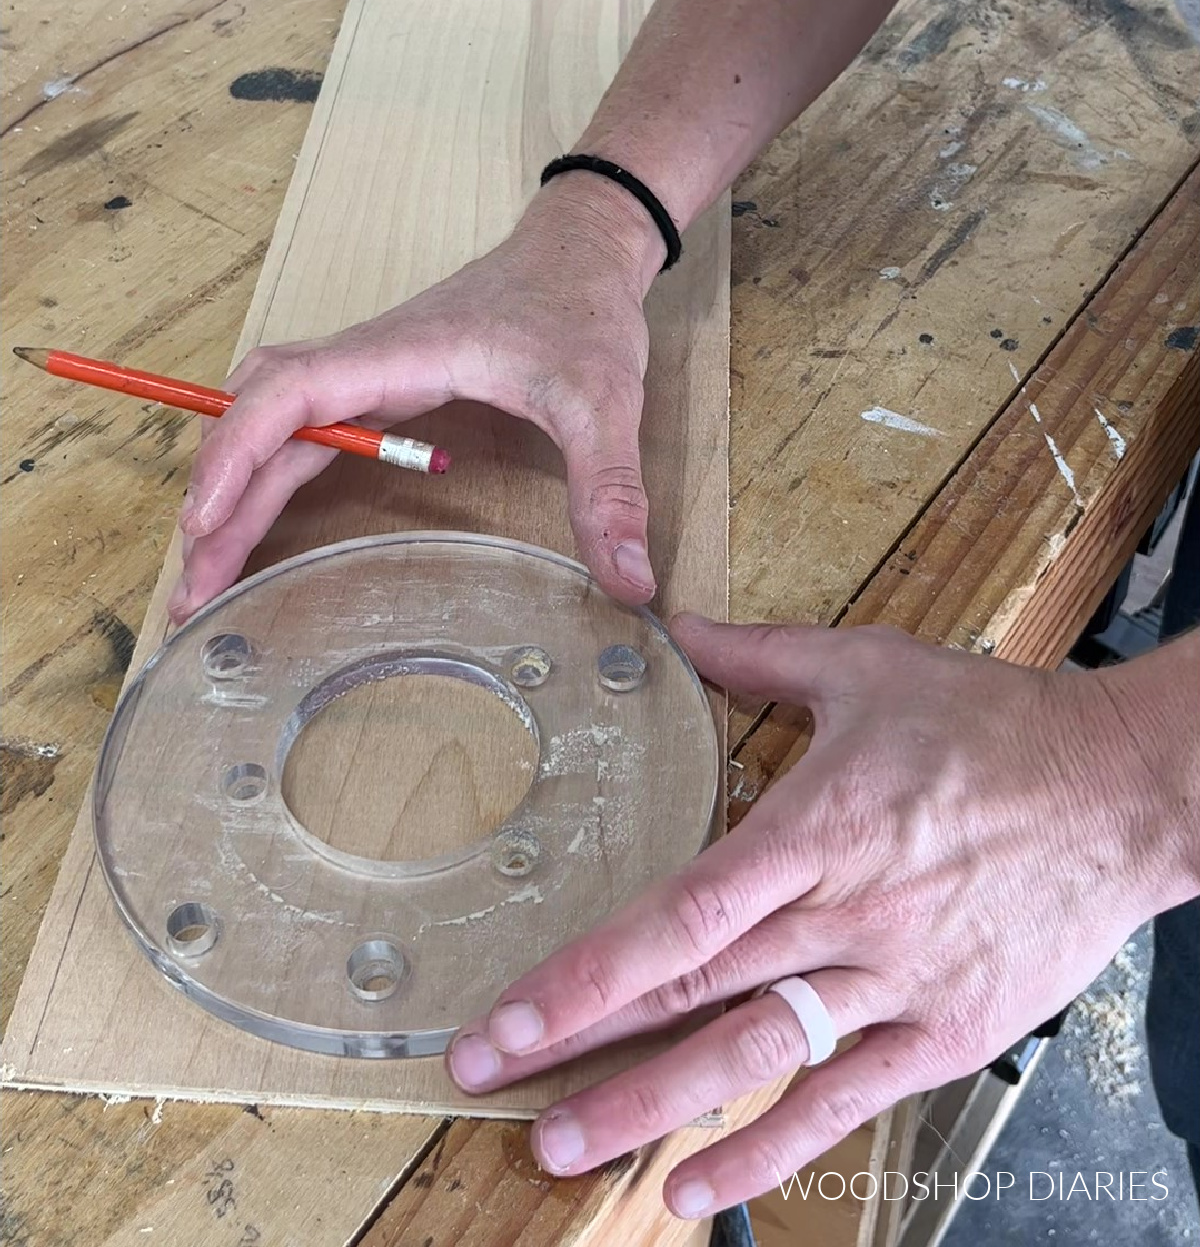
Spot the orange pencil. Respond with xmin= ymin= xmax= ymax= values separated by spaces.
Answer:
xmin=12 ymin=347 xmax=451 ymax=475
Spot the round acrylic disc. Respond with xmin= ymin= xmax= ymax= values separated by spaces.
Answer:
xmin=94 ymin=533 xmax=719 ymax=1057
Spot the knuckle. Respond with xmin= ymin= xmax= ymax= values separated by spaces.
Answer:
xmin=671 ymin=878 xmax=738 ymax=962
xmin=732 ymin=1014 xmax=805 ymax=1083
xmin=653 ymin=962 xmax=722 ymax=1018
xmin=571 ymin=951 xmax=624 ymax=1017
xmin=617 ymin=1079 xmax=670 ymax=1136
xmin=743 ymin=1137 xmax=795 ymax=1190
xmin=812 ymin=1083 xmax=872 ymax=1139
xmin=586 ymin=461 xmax=647 ymax=516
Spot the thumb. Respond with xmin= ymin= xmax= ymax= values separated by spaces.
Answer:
xmin=563 ymin=421 xmax=656 ymax=605
xmin=670 ymin=615 xmax=840 ymax=709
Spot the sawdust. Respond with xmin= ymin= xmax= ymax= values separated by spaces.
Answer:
xmin=1061 ymin=941 xmax=1147 ymax=1106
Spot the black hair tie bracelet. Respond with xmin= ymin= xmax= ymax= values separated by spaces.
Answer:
xmin=540 ymin=154 xmax=682 ymax=272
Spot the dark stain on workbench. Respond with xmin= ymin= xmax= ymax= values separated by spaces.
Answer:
xmin=104 ymin=194 xmax=133 ymax=211
xmin=229 ymin=69 xmax=323 ymax=103
xmin=0 ymin=743 xmax=61 ymax=816
xmin=896 ymin=11 xmax=960 ymax=68
xmin=1165 ymin=326 xmax=1197 ymax=351
xmin=18 ymin=459 xmax=35 ymax=472
xmin=1062 ymin=0 xmax=1194 ymax=52
xmin=920 ymin=207 xmax=986 ymax=282
xmin=17 ymin=112 xmax=139 ymax=177
xmin=91 ymin=608 xmax=136 ymax=675
xmin=125 ymin=407 xmax=192 ymax=458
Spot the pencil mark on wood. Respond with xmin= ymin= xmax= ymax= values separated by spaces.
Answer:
xmin=104 ymin=239 xmax=269 ymax=360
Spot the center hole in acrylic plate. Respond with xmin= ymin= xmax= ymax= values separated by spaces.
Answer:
xmin=280 ymin=654 xmax=540 ymax=867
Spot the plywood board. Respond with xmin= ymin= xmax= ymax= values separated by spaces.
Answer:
xmin=0 ymin=0 xmax=729 ymax=1115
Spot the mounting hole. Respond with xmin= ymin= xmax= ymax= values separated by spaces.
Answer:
xmin=492 ymin=828 xmax=541 ymax=877
xmin=165 ymin=901 xmax=219 ymax=957
xmin=509 ymin=645 xmax=552 ymax=688
xmin=202 ymin=633 xmax=252 ymax=679
xmin=223 ymin=762 xmax=268 ymax=804
xmin=597 ymin=644 xmax=647 ymax=693
xmin=347 ymin=940 xmax=405 ymax=1002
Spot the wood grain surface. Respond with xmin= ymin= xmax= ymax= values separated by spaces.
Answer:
xmin=3 ymin=0 xmax=1197 ymax=1244
xmin=2 ymin=0 xmax=731 ymax=1117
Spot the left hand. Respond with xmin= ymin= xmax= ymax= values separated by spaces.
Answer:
xmin=444 ymin=615 xmax=1183 ymax=1218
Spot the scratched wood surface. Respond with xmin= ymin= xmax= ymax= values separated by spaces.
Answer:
xmin=2 ymin=0 xmax=1198 ymax=1244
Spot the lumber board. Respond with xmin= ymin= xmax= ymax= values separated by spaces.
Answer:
xmin=2 ymin=2 xmax=1198 ymax=1245
xmin=0 ymin=0 xmax=731 ymax=1116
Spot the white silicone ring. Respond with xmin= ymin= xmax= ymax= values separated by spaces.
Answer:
xmin=768 ymin=976 xmax=838 ymax=1066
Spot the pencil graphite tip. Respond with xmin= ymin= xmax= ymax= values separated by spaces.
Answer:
xmin=13 ymin=347 xmax=50 ymax=369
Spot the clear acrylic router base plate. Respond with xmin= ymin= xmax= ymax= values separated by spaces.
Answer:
xmin=94 ymin=533 xmax=719 ymax=1057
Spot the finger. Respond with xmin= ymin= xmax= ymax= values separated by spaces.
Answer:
xmin=168 ymin=439 xmax=334 ymax=623
xmin=663 ymin=1022 xmax=921 ymax=1218
xmin=447 ymin=907 xmax=848 ymax=1093
xmin=526 ymin=967 xmax=889 ymax=1177
xmin=183 ymin=343 xmax=452 ymax=537
xmin=560 ymin=387 xmax=655 ymax=605
xmin=456 ymin=808 xmax=826 ymax=1063
xmin=670 ymin=615 xmax=841 ymax=709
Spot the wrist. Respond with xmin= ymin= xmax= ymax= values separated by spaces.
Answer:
xmin=1088 ymin=645 xmax=1200 ymax=919
xmin=515 ymin=170 xmax=667 ymax=297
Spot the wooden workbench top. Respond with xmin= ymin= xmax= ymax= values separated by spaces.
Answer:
xmin=2 ymin=1 xmax=1197 ymax=1244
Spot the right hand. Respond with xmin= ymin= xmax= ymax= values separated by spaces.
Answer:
xmin=169 ymin=175 xmax=667 ymax=624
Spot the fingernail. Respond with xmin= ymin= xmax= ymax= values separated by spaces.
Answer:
xmin=447 ymin=1033 xmax=501 ymax=1090
xmin=488 ymin=1001 xmax=543 ymax=1053
xmin=613 ymin=541 xmax=655 ymax=590
xmin=672 ymin=1178 xmax=715 ymax=1219
xmin=672 ymin=612 xmax=708 ymax=629
xmin=538 ymin=1111 xmax=586 ymax=1173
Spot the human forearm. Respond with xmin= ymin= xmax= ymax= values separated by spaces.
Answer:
xmin=521 ymin=0 xmax=897 ymax=290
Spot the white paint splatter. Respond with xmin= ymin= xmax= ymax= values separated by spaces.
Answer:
xmin=939 ymin=140 xmax=964 ymax=159
xmin=150 ymin=1096 xmax=165 ymax=1124
xmin=1 ymin=739 xmax=60 ymax=758
xmin=929 ymin=160 xmax=976 ymax=212
xmin=1029 ymin=402 xmax=1081 ymax=503
xmin=1003 ymin=76 xmax=1047 ymax=92
xmin=861 ymin=407 xmax=943 ymax=437
xmin=1095 ymin=408 xmax=1127 ymax=459
xmin=1026 ymin=105 xmax=1108 ymax=170
xmin=42 ymin=76 xmax=84 ymax=99
xmin=99 ymin=1091 xmax=134 ymax=1108
xmin=879 ymin=266 xmax=902 ymax=280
